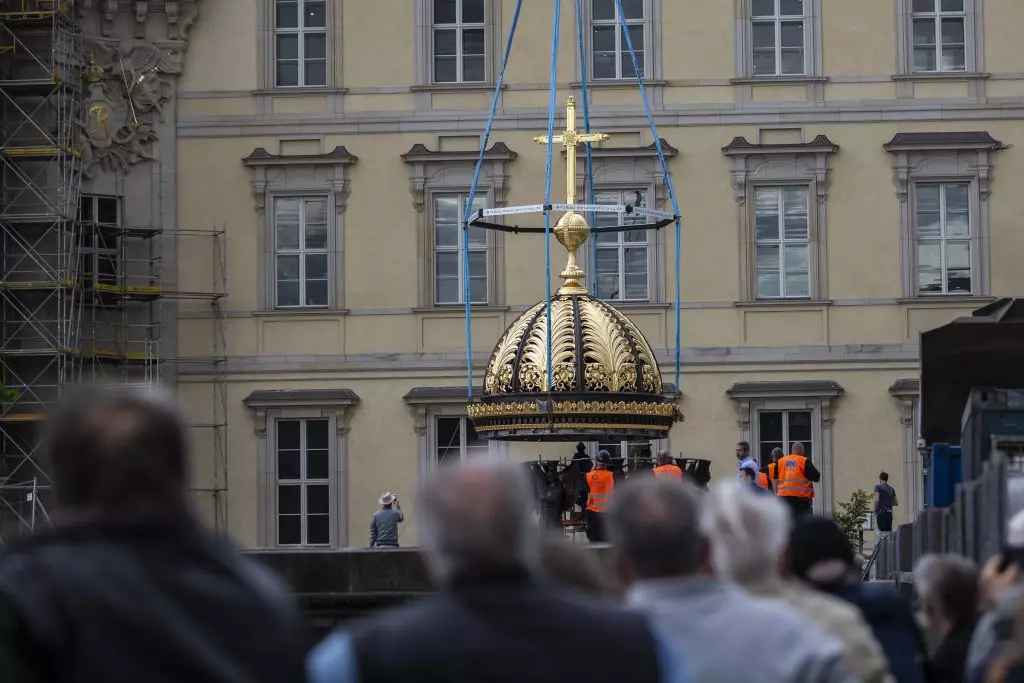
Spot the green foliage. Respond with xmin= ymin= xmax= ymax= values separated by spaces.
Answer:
xmin=832 ymin=489 xmax=874 ymax=554
xmin=0 ymin=384 xmax=18 ymax=409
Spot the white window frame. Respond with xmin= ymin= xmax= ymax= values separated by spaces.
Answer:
xmin=274 ymin=417 xmax=332 ymax=547
xmin=431 ymin=0 xmax=487 ymax=84
xmin=913 ymin=182 xmax=973 ymax=297
xmin=273 ymin=0 xmax=328 ymax=88
xmin=753 ymin=185 xmax=811 ymax=300
xmin=590 ymin=0 xmax=647 ymax=81
xmin=756 ymin=409 xmax=815 ymax=464
xmin=593 ymin=188 xmax=651 ymax=302
xmin=432 ymin=415 xmax=490 ymax=470
xmin=273 ymin=196 xmax=330 ymax=310
xmin=432 ymin=192 xmax=489 ymax=306
xmin=910 ymin=0 xmax=967 ymax=74
xmin=749 ymin=0 xmax=807 ymax=77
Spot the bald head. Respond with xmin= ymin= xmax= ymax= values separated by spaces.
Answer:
xmin=420 ymin=460 xmax=535 ymax=582
xmin=607 ymin=477 xmax=704 ymax=580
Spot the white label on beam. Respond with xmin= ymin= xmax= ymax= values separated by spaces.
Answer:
xmin=552 ymin=203 xmax=625 ymax=213
xmin=480 ymin=204 xmax=545 ymax=217
xmin=631 ymin=208 xmax=677 ymax=220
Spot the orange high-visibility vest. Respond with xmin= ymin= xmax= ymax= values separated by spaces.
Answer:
xmin=757 ymin=471 xmax=770 ymax=490
xmin=586 ymin=469 xmax=615 ymax=512
xmin=776 ymin=455 xmax=814 ymax=499
xmin=653 ymin=464 xmax=683 ymax=481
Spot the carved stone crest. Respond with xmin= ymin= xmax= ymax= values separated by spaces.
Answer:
xmin=75 ymin=43 xmax=182 ymax=178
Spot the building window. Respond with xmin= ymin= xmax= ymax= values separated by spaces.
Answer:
xmin=276 ymin=418 xmax=331 ymax=546
xmin=79 ymin=195 xmax=120 ymax=292
xmin=274 ymin=0 xmax=327 ymax=87
xmin=434 ymin=416 xmax=488 ymax=467
xmin=915 ymin=182 xmax=972 ymax=296
xmin=274 ymin=197 xmax=329 ymax=309
xmin=433 ymin=193 xmax=488 ymax=305
xmin=594 ymin=189 xmax=649 ymax=301
xmin=750 ymin=0 xmax=805 ymax=76
xmin=757 ymin=409 xmax=813 ymax=466
xmin=432 ymin=0 xmax=485 ymax=83
xmin=911 ymin=0 xmax=966 ymax=73
xmin=754 ymin=186 xmax=810 ymax=299
xmin=591 ymin=0 xmax=645 ymax=80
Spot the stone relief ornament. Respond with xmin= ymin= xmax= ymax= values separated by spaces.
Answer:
xmin=74 ymin=44 xmax=181 ymax=178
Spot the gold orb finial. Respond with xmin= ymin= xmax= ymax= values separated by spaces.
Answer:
xmin=83 ymin=54 xmax=103 ymax=83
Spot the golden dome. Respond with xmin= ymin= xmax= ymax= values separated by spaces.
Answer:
xmin=482 ymin=294 xmax=662 ymax=396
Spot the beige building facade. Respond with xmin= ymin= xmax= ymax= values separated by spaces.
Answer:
xmin=162 ymin=0 xmax=1024 ymax=548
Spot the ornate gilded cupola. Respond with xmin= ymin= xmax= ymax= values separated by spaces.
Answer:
xmin=468 ymin=98 xmax=679 ymax=442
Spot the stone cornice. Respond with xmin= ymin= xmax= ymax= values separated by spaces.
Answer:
xmin=81 ymin=0 xmax=201 ymax=41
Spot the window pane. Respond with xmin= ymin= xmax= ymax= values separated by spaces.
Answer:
xmin=275 ymin=200 xmax=300 ymax=249
xmin=756 ymin=245 xmax=781 ymax=298
xmin=626 ymin=24 xmax=644 ymax=53
xmin=306 ymin=419 xmax=328 ymax=449
xmin=463 ymin=55 xmax=485 ymax=82
xmin=624 ymin=246 xmax=647 ymax=272
xmin=276 ymin=255 xmax=300 ymax=281
xmin=278 ymin=449 xmax=300 ymax=480
xmin=752 ymin=22 xmax=776 ymax=49
xmin=276 ymin=60 xmax=298 ymax=87
xmin=303 ymin=0 xmax=326 ymax=28
xmin=277 ymin=282 xmax=299 ymax=307
xmin=783 ymin=245 xmax=810 ymax=297
xmin=941 ymin=0 xmax=964 ymax=10
xmin=434 ymin=0 xmax=456 ymax=24
xmin=276 ymin=1 xmax=298 ymax=28
xmin=593 ymin=25 xmax=616 ymax=52
xmin=434 ymin=56 xmax=457 ymax=82
xmin=278 ymin=515 xmax=301 ymax=545
xmin=462 ymin=0 xmax=485 ymax=23
xmin=752 ymin=51 xmax=776 ymax=76
xmin=780 ymin=21 xmax=803 ymax=48
xmin=306 ymin=449 xmax=329 ymax=480
xmin=305 ymin=33 xmax=326 ymax=60
xmin=780 ymin=48 xmax=804 ymax=75
xmin=944 ymin=183 xmax=969 ymax=211
xmin=276 ymin=33 xmax=299 ymax=60
xmin=435 ymin=220 xmax=459 ymax=248
xmin=468 ymin=250 xmax=487 ymax=278
xmin=435 ymin=276 xmax=459 ymax=305
xmin=304 ymin=222 xmax=327 ymax=250
xmin=780 ymin=0 xmax=803 ymax=15
xmin=467 ymin=225 xmax=487 ymax=246
xmin=592 ymin=0 xmax=615 ymax=21
xmin=916 ymin=184 xmax=940 ymax=211
xmin=305 ymin=280 xmax=328 ymax=307
xmin=913 ymin=0 xmax=935 ymax=11
xmin=760 ymin=411 xmax=783 ymax=441
xmin=942 ymin=47 xmax=965 ymax=71
xmin=304 ymin=60 xmax=327 ymax=87
xmin=941 ymin=17 xmax=964 ymax=44
xmin=622 ymin=50 xmax=643 ymax=79
xmin=913 ymin=19 xmax=936 ymax=47
xmin=622 ymin=0 xmax=644 ymax=20
xmin=305 ymin=253 xmax=328 ymax=280
xmin=278 ymin=484 xmax=301 ymax=514
xmin=307 ymin=484 xmax=330 ymax=514
xmin=788 ymin=410 xmax=813 ymax=442
xmin=306 ymin=515 xmax=330 ymax=545
xmin=434 ymin=29 xmax=457 ymax=56
xmin=594 ymin=51 xmax=616 ymax=79
xmin=917 ymin=243 xmax=942 ymax=293
xmin=435 ymin=194 xmax=459 ymax=221
xmin=914 ymin=47 xmax=937 ymax=72
xmin=463 ymin=28 xmax=485 ymax=55
xmin=751 ymin=0 xmax=774 ymax=17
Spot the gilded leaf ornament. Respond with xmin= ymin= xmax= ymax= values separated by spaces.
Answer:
xmin=580 ymin=299 xmax=636 ymax=392
xmin=518 ymin=298 xmax=577 ymax=392
xmin=484 ymin=301 xmax=544 ymax=394
xmin=618 ymin=313 xmax=662 ymax=394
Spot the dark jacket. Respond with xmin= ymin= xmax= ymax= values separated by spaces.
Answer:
xmin=818 ymin=581 xmax=928 ymax=683
xmin=0 ymin=519 xmax=307 ymax=683
xmin=930 ymin=620 xmax=977 ymax=683
xmin=337 ymin=568 xmax=669 ymax=683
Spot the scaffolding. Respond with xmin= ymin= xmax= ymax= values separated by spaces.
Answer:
xmin=0 ymin=0 xmax=82 ymax=541
xmin=0 ymin=0 xmax=229 ymax=541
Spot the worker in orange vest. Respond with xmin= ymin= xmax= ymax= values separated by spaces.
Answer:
xmin=652 ymin=450 xmax=683 ymax=481
xmin=756 ymin=447 xmax=783 ymax=492
xmin=776 ymin=442 xmax=821 ymax=519
xmin=585 ymin=450 xmax=615 ymax=542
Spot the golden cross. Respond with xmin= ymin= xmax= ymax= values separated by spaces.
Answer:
xmin=533 ymin=96 xmax=610 ymax=205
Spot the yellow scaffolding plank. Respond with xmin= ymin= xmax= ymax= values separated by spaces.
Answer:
xmin=0 ymin=412 xmax=42 ymax=423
